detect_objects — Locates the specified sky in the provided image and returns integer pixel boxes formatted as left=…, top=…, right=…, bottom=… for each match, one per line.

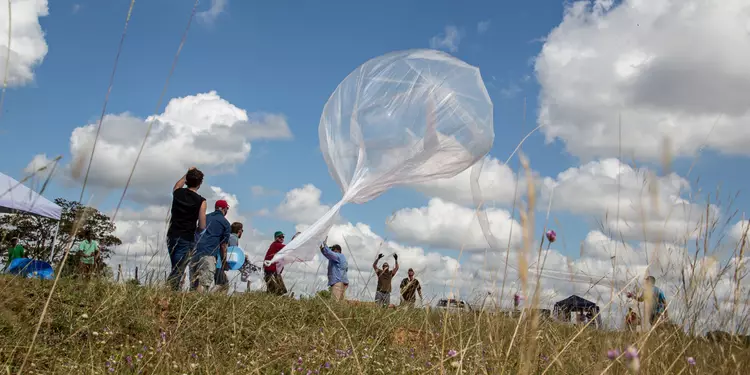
left=1, top=0, right=749, bottom=329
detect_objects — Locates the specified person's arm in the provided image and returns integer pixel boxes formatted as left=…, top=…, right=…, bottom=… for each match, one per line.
left=373, top=253, right=383, bottom=272
left=197, top=201, right=207, bottom=231
left=320, top=245, right=338, bottom=262
left=391, top=254, right=399, bottom=276
left=173, top=167, right=196, bottom=192
left=220, top=242, right=228, bottom=270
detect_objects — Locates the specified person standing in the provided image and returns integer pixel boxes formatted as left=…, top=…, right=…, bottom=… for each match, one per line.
left=214, top=221, right=242, bottom=293
left=4, top=238, right=25, bottom=271
left=166, top=168, right=207, bottom=291
left=77, top=229, right=100, bottom=278
left=191, top=200, right=231, bottom=293
left=627, top=276, right=668, bottom=325
left=263, top=231, right=288, bottom=295
left=320, top=241, right=349, bottom=301
left=373, top=253, right=399, bottom=307
left=399, top=268, right=422, bottom=308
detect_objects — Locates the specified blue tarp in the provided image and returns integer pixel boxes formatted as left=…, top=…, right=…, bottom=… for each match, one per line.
left=5, top=258, right=54, bottom=280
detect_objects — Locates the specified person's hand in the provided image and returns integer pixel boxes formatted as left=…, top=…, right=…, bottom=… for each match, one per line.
left=377, top=253, right=384, bottom=259
left=393, top=253, right=398, bottom=261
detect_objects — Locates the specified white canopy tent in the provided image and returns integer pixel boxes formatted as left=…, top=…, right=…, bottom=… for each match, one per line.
left=0, top=172, right=62, bottom=262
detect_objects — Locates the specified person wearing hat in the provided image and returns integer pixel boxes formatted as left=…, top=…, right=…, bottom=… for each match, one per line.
left=399, top=268, right=422, bottom=308
left=263, top=231, right=288, bottom=295
left=372, top=253, right=399, bottom=307
left=190, top=199, right=231, bottom=292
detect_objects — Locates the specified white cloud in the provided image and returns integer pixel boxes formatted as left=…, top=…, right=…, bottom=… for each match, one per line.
left=24, top=153, right=54, bottom=175
left=250, top=185, right=278, bottom=196
left=477, top=20, right=491, bottom=34
left=0, top=0, right=48, bottom=87
left=197, top=0, right=227, bottom=25
left=411, top=156, right=522, bottom=206
left=429, top=25, right=462, bottom=53
left=66, top=91, right=291, bottom=205
left=535, top=0, right=750, bottom=160
left=542, top=158, right=717, bottom=242
left=386, top=197, right=521, bottom=251
left=275, top=184, right=333, bottom=225
left=730, top=220, right=750, bottom=242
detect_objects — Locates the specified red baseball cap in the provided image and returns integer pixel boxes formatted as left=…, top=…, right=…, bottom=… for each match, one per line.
left=215, top=199, right=230, bottom=209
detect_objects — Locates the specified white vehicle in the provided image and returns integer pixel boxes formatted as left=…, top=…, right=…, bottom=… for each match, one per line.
left=436, top=298, right=472, bottom=312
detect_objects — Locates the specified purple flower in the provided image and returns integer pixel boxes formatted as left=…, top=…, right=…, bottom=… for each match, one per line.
left=126, top=356, right=133, bottom=366
left=108, top=367, right=114, bottom=373
left=307, top=370, right=312, bottom=375
left=297, top=357, right=303, bottom=364
left=607, top=349, right=621, bottom=360
left=191, top=352, right=198, bottom=360
left=546, top=230, right=557, bottom=243
left=297, top=367, right=303, bottom=372
left=160, top=330, right=167, bottom=341
left=105, top=361, right=111, bottom=367
left=624, top=346, right=638, bottom=360
left=687, top=357, right=696, bottom=366
left=426, top=361, right=432, bottom=367
left=324, top=362, right=331, bottom=369
left=136, top=353, right=143, bottom=360
left=447, top=349, right=458, bottom=357
left=540, top=354, right=549, bottom=362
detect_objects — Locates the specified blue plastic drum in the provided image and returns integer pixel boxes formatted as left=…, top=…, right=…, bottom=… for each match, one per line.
left=216, top=246, right=246, bottom=271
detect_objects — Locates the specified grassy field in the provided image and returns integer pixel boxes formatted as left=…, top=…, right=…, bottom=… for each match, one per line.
left=0, top=277, right=748, bottom=374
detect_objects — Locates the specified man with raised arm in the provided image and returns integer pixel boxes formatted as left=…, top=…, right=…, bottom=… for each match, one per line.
left=167, top=168, right=207, bottom=291
left=373, top=253, right=399, bottom=307
left=191, top=200, right=231, bottom=293
left=320, top=238, right=349, bottom=301
left=399, top=268, right=422, bottom=308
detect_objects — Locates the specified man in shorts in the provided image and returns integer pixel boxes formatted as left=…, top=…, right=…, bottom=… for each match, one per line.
left=166, top=168, right=207, bottom=291
left=191, top=200, right=231, bottom=292
left=373, top=253, right=399, bottom=307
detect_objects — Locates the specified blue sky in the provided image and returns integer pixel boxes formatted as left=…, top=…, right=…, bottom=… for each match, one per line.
left=1, top=0, right=748, bottom=280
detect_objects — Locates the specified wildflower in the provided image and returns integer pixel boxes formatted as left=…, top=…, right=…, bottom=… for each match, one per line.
left=624, top=346, right=640, bottom=373
left=324, top=362, right=331, bottom=369
left=546, top=230, right=557, bottom=243
left=126, top=356, right=133, bottom=366
left=540, top=354, right=549, bottom=363
left=136, top=353, right=143, bottom=360
left=307, top=371, right=312, bottom=375
left=191, top=353, right=198, bottom=360
left=297, top=367, right=303, bottom=372
left=686, top=357, right=696, bottom=366
left=447, top=349, right=458, bottom=357
left=426, top=361, right=432, bottom=367
left=81, top=313, right=89, bottom=319
left=607, top=349, right=621, bottom=360
left=298, top=357, right=303, bottom=364
left=160, top=331, right=167, bottom=341
left=92, top=331, right=99, bottom=336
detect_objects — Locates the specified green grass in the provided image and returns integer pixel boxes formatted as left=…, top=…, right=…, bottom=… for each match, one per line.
left=0, top=276, right=748, bottom=374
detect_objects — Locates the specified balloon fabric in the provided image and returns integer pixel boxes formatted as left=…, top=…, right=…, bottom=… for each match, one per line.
left=268, top=49, right=494, bottom=268
left=216, top=246, right=246, bottom=271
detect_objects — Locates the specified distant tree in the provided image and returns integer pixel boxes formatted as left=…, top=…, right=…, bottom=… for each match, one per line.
left=0, top=198, right=122, bottom=273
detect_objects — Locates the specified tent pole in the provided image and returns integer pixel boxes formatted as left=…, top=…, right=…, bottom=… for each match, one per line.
left=49, top=221, right=61, bottom=263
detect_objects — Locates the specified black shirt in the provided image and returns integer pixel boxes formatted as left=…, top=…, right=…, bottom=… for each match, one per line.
left=400, top=277, right=421, bottom=301
left=167, top=188, right=205, bottom=241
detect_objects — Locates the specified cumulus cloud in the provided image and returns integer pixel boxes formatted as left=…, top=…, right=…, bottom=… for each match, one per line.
left=66, top=91, right=291, bottom=205
left=730, top=220, right=750, bottom=242
left=535, top=0, right=750, bottom=160
left=541, top=158, right=717, bottom=242
left=275, top=184, right=333, bottom=225
left=411, top=156, right=522, bottom=206
left=386, top=197, right=522, bottom=251
left=197, top=0, right=227, bottom=25
left=429, top=25, right=462, bottom=53
left=0, top=0, right=49, bottom=86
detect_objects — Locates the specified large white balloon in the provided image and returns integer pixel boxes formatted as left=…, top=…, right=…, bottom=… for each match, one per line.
left=268, top=49, right=494, bottom=267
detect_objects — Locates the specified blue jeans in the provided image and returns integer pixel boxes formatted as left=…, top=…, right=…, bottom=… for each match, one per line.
left=167, top=236, right=194, bottom=291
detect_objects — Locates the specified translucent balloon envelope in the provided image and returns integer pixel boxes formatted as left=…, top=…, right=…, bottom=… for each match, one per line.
left=268, top=49, right=494, bottom=267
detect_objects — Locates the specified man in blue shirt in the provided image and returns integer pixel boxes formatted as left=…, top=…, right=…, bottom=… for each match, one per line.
left=628, top=276, right=668, bottom=325
left=320, top=241, right=349, bottom=301
left=191, top=200, right=231, bottom=292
